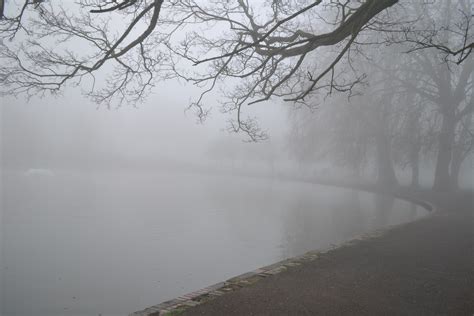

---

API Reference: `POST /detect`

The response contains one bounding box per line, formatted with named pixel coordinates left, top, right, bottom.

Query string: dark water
left=1, top=170, right=427, bottom=316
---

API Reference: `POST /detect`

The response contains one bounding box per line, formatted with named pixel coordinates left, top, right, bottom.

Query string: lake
left=1, top=170, right=427, bottom=316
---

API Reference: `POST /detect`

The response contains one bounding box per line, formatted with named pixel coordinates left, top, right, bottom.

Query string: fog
left=1, top=1, right=473, bottom=316
left=1, top=88, right=287, bottom=172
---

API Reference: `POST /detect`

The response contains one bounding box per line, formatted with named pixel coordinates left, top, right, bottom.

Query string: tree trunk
left=406, top=104, right=421, bottom=189
left=433, top=109, right=456, bottom=191
left=449, top=115, right=472, bottom=190
left=410, top=149, right=420, bottom=188
left=374, top=82, right=398, bottom=190
left=375, top=132, right=398, bottom=190
left=449, top=150, right=462, bottom=190
left=0, top=0, right=4, bottom=20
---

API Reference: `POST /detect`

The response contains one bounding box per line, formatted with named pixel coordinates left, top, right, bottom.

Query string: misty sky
left=0, top=0, right=291, bottom=172
left=1, top=78, right=291, bottom=170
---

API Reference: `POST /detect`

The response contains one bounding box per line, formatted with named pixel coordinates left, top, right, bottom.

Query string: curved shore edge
left=129, top=185, right=437, bottom=316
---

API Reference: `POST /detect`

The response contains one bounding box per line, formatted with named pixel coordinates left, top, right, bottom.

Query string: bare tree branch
left=0, top=0, right=400, bottom=140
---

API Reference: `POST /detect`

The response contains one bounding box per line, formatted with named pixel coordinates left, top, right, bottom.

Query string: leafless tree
left=400, top=0, right=473, bottom=65
left=369, top=0, right=474, bottom=191
left=450, top=112, right=474, bottom=188
left=399, top=45, right=473, bottom=191
left=0, top=0, right=399, bottom=140
left=284, top=0, right=473, bottom=191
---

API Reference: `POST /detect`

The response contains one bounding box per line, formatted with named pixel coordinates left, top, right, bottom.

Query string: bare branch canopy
left=2, top=0, right=470, bottom=140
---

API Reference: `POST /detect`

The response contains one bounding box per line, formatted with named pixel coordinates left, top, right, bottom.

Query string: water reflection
left=373, top=193, right=395, bottom=227
left=409, top=203, right=418, bottom=220
left=281, top=189, right=366, bottom=258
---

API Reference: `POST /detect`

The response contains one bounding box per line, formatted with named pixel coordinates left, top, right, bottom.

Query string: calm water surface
left=1, top=170, right=427, bottom=316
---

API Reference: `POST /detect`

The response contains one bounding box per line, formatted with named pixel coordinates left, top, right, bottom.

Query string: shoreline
left=130, top=185, right=450, bottom=316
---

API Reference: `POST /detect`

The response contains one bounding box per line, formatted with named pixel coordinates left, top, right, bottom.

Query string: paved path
left=174, top=191, right=473, bottom=316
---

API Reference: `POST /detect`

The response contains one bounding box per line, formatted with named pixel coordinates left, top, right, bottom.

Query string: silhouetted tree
left=380, top=0, right=473, bottom=191
left=1, top=0, right=399, bottom=140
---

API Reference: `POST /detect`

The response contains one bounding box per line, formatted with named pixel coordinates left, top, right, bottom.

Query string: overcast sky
left=1, top=75, right=291, bottom=170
